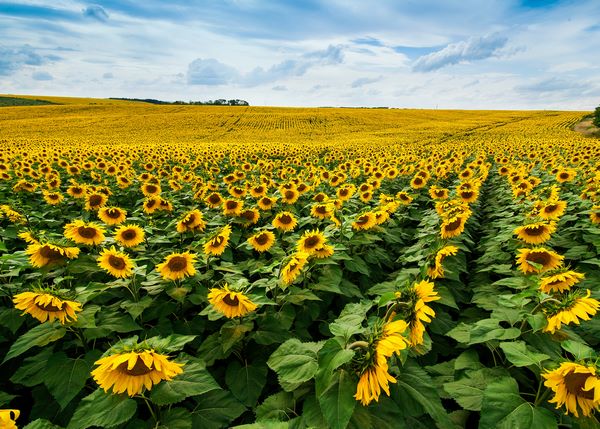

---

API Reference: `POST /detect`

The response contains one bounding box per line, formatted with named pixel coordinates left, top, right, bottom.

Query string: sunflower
left=239, top=208, right=260, bottom=225
left=297, top=229, right=327, bottom=255
left=313, top=244, right=334, bottom=259
left=539, top=270, right=585, bottom=294
left=429, top=187, right=449, bottom=200
left=223, top=199, right=244, bottom=216
left=0, top=409, right=19, bottom=429
left=272, top=211, right=298, bottom=232
left=203, top=225, right=232, bottom=256
left=427, top=245, right=459, bottom=279
left=538, top=200, right=567, bottom=220
left=543, top=362, right=600, bottom=417
left=115, top=224, right=145, bottom=247
left=376, top=319, right=409, bottom=358
left=516, top=247, right=563, bottom=274
left=176, top=209, right=206, bottom=233
left=92, top=349, right=183, bottom=397
left=43, top=190, right=64, bottom=205
left=514, top=222, right=556, bottom=244
left=248, top=230, right=276, bottom=252
left=556, top=169, right=576, bottom=183
left=64, top=220, right=106, bottom=245
left=440, top=215, right=467, bottom=239
left=591, top=205, right=600, bottom=225
left=26, top=242, right=80, bottom=267
left=141, top=183, right=161, bottom=197
left=13, top=291, right=82, bottom=324
left=257, top=196, right=277, bottom=211
left=281, top=188, right=300, bottom=204
left=410, top=175, right=426, bottom=189
left=544, top=289, right=599, bottom=334
left=143, top=196, right=161, bottom=214
left=354, top=352, right=396, bottom=406
left=408, top=280, right=440, bottom=346
left=208, top=284, right=258, bottom=318
left=352, top=212, right=377, bottom=231
left=97, top=246, right=134, bottom=278
left=156, top=252, right=197, bottom=281
left=98, top=207, right=127, bottom=225
left=458, top=189, right=478, bottom=203
left=281, top=252, right=309, bottom=285
left=204, top=192, right=223, bottom=208
left=85, top=192, right=108, bottom=211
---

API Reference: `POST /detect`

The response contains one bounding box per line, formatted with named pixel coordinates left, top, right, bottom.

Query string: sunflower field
left=0, top=98, right=599, bottom=429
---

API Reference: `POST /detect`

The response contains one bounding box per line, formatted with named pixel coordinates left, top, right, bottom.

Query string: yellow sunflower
left=25, top=242, right=80, bottom=267
left=98, top=207, right=128, bottom=225
left=514, top=222, right=556, bottom=244
left=0, top=409, right=19, bottom=429
left=13, top=291, right=82, bottom=324
left=281, top=252, right=309, bottom=285
left=352, top=212, right=377, bottom=231
left=207, top=284, right=258, bottom=318
left=64, top=220, right=106, bottom=245
left=85, top=192, right=108, bottom=211
left=176, top=209, right=206, bottom=233
left=143, top=196, right=161, bottom=214
left=516, top=247, right=563, bottom=274
left=92, top=349, right=183, bottom=397
left=114, top=224, right=145, bottom=247
left=97, top=246, right=134, bottom=278
left=204, top=192, right=223, bottom=208
left=440, top=215, right=467, bottom=239
left=543, top=362, right=600, bottom=417
left=43, top=190, right=64, bottom=205
left=203, top=225, right=232, bottom=256
left=427, top=245, right=459, bottom=279
left=248, top=230, right=276, bottom=252
left=539, top=270, right=585, bottom=294
left=408, top=280, right=440, bottom=346
left=313, top=244, right=334, bottom=259
left=544, top=290, right=599, bottom=334
left=238, top=208, right=260, bottom=225
left=272, top=211, right=298, bottom=232
left=223, top=199, right=244, bottom=216
left=257, top=196, right=277, bottom=211
left=376, top=319, right=409, bottom=358
left=156, top=252, right=197, bottom=281
left=141, top=183, right=161, bottom=197
left=538, top=200, right=567, bottom=220
left=354, top=352, right=396, bottom=406
left=591, top=205, right=600, bottom=225
left=296, top=229, right=327, bottom=255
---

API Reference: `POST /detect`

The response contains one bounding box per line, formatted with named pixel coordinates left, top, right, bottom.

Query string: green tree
left=594, top=105, right=600, bottom=127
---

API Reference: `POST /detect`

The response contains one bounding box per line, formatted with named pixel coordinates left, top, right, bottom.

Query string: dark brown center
left=117, top=358, right=153, bottom=376
left=461, top=191, right=473, bottom=199
left=544, top=205, right=558, bottom=213
left=444, top=218, right=463, bottom=232
left=559, top=173, right=569, bottom=180
left=304, top=236, right=321, bottom=249
left=167, top=256, right=188, bottom=271
left=523, top=225, right=546, bottom=236
left=279, top=214, right=292, bottom=224
left=39, top=245, right=62, bottom=260
left=316, top=206, right=327, bottom=214
left=89, top=195, right=102, bottom=206
left=226, top=201, right=239, bottom=210
left=108, top=255, right=126, bottom=270
left=36, top=301, right=62, bottom=312
left=527, top=252, right=551, bottom=266
left=564, top=372, right=595, bottom=399
left=121, top=229, right=137, bottom=240
left=146, top=185, right=158, bottom=193
left=211, top=236, right=225, bottom=247
left=78, top=226, right=98, bottom=239
left=183, top=214, right=196, bottom=225
left=107, top=208, right=122, bottom=218
left=241, top=210, right=256, bottom=221
left=356, top=216, right=369, bottom=225
left=208, top=194, right=221, bottom=204
left=254, top=233, right=269, bottom=245
left=223, top=294, right=240, bottom=306
left=285, top=190, right=295, bottom=199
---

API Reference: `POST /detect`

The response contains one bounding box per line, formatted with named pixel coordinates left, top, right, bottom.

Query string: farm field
left=0, top=97, right=599, bottom=429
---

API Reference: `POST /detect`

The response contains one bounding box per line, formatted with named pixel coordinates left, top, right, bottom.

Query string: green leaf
left=499, top=341, right=550, bottom=368
left=158, top=408, right=192, bottom=429
left=145, top=334, right=197, bottom=353
left=120, top=296, right=154, bottom=320
left=226, top=360, right=268, bottom=407
left=192, top=390, right=246, bottom=429
left=44, top=351, right=95, bottom=409
left=317, top=369, right=356, bottom=429
left=267, top=339, right=323, bottom=391
left=561, top=340, right=595, bottom=360
left=67, top=389, right=137, bottom=429
left=479, top=377, right=557, bottom=429
left=84, top=311, right=140, bottom=340
left=256, top=391, right=295, bottom=422
left=23, top=420, right=64, bottom=429
left=3, top=322, right=66, bottom=362
left=443, top=368, right=509, bottom=411
left=11, top=348, right=54, bottom=386
left=329, top=302, right=371, bottom=341
left=220, top=320, right=253, bottom=353
left=150, top=361, right=220, bottom=405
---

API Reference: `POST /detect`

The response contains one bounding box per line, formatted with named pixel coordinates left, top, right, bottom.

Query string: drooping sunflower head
left=297, top=229, right=327, bottom=255
left=203, top=225, right=232, bottom=256
left=440, top=215, right=467, bottom=239
left=543, top=289, right=599, bottom=334
left=0, top=409, right=19, bottom=429
left=176, top=209, right=206, bottom=233
left=64, top=219, right=106, bottom=245
left=238, top=208, right=260, bottom=225
left=13, top=291, right=82, bottom=324
left=92, top=348, right=183, bottom=397
left=207, top=283, right=258, bottom=318
left=98, top=207, right=128, bottom=225
left=272, top=211, right=298, bottom=232
left=516, top=247, right=563, bottom=274
left=97, top=246, right=134, bottom=278
left=25, top=242, right=80, bottom=268
left=514, top=221, right=556, bottom=245
left=156, top=252, right=197, bottom=281
left=248, top=230, right=276, bottom=252
left=114, top=224, right=145, bottom=247
left=539, top=270, right=585, bottom=294
left=427, top=245, right=459, bottom=279
left=280, top=251, right=309, bottom=285
left=352, top=212, right=377, bottom=231
left=543, top=362, right=600, bottom=417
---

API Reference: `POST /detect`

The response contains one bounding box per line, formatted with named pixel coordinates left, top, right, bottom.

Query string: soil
left=573, top=117, right=600, bottom=137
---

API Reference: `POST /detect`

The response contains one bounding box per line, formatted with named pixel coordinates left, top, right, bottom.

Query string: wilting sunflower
left=281, top=252, right=309, bottom=285
left=248, top=230, right=276, bottom=252
left=272, top=211, right=298, bottom=232
left=514, top=221, right=556, bottom=244
left=538, top=200, right=567, bottom=220
left=354, top=351, right=396, bottom=406
left=539, top=270, right=585, bottom=294
left=297, top=229, right=327, bottom=255
left=114, top=224, right=145, bottom=247
left=13, top=291, right=82, bottom=324
left=427, top=245, right=459, bottom=279
left=156, top=252, right=197, bottom=281
left=543, top=362, right=600, bottom=417
left=64, top=220, right=106, bottom=245
left=203, top=225, right=232, bottom=256
left=208, top=284, right=258, bottom=318
left=98, top=207, right=127, bottom=225
left=85, top=192, right=108, bottom=211
left=375, top=319, right=409, bottom=358
left=516, top=247, right=563, bottom=274
left=176, top=209, right=206, bottom=233
left=0, top=409, right=19, bottom=429
left=543, top=289, right=599, bottom=334
left=440, top=215, right=467, bottom=239
left=97, top=246, right=134, bottom=278
left=26, top=242, right=80, bottom=267
left=407, top=281, right=440, bottom=346
left=352, top=212, right=377, bottom=231
left=92, top=349, right=183, bottom=397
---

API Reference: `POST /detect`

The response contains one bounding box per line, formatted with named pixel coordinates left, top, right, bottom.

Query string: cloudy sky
left=1, top=0, right=599, bottom=109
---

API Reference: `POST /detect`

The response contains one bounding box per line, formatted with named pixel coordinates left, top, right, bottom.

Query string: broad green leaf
left=499, top=341, right=550, bottom=368
left=158, top=408, right=192, bottom=429
left=120, top=296, right=153, bottom=320
left=192, top=390, right=246, bottom=429
left=560, top=340, right=595, bottom=360
left=44, top=351, right=95, bottom=410
left=150, top=361, right=220, bottom=405
left=329, top=301, right=371, bottom=340
left=3, top=322, right=66, bottom=362
left=226, top=360, right=268, bottom=407
left=220, top=320, right=253, bottom=352
left=256, top=391, right=295, bottom=422
left=23, top=420, right=64, bottom=429
left=267, top=339, right=323, bottom=391
left=68, top=389, right=137, bottom=429
left=145, top=334, right=197, bottom=353
left=317, top=369, right=356, bottom=429
left=11, top=348, right=54, bottom=386
left=443, top=368, right=509, bottom=411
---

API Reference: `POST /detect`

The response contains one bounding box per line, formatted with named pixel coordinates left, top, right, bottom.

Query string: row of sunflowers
left=0, top=104, right=599, bottom=429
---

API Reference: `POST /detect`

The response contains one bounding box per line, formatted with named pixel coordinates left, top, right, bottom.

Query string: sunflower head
left=156, top=252, right=197, bottom=281
left=248, top=230, right=276, bottom=252
left=543, top=289, right=599, bottom=334
left=25, top=242, right=80, bottom=268
left=514, top=221, right=556, bottom=244
left=297, top=229, right=327, bottom=255
left=207, top=284, right=258, bottom=318
left=272, top=211, right=298, bottom=232
left=176, top=209, right=206, bottom=233
left=0, top=410, right=19, bottom=429
left=98, top=207, right=128, bottom=225
left=13, top=291, right=82, bottom=324
left=97, top=246, right=134, bottom=278
left=203, top=225, right=232, bottom=256
left=543, top=362, right=600, bottom=417
left=115, top=224, right=145, bottom=247
left=281, top=252, right=309, bottom=286
left=516, top=247, right=563, bottom=274
left=64, top=220, right=106, bottom=245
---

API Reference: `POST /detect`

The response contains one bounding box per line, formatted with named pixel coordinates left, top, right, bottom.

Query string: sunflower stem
left=347, top=341, right=369, bottom=350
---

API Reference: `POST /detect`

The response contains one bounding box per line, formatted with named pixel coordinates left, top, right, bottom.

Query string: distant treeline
left=0, top=96, right=57, bottom=107
left=111, top=98, right=249, bottom=106
left=594, top=105, right=600, bottom=127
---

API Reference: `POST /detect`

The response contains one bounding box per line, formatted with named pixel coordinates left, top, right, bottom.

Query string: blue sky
left=1, top=0, right=599, bottom=109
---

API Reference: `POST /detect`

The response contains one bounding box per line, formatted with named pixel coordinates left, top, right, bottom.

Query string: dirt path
left=573, top=117, right=600, bottom=137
